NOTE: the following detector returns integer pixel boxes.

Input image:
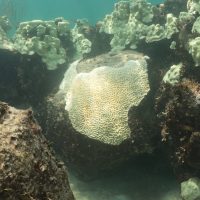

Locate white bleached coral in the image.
[64,57,149,145]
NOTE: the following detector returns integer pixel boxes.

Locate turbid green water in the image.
[0,0,164,25]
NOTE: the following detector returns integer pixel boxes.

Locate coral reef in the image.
[0,102,74,200]
[0,15,11,32]
[168,1,200,68]
[0,17,73,106]
[2,0,200,197]
[145,13,178,43]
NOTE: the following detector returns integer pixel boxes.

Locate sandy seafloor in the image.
[68,156,181,200]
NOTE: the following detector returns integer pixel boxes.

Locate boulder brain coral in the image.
[64,57,150,145]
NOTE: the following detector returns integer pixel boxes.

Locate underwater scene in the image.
[1,0,200,199]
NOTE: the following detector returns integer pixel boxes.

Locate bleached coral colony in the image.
[63,58,149,145]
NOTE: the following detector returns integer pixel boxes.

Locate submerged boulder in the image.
[156,79,200,181]
[0,102,74,200]
[45,50,158,176]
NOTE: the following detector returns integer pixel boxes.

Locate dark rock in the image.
[0,48,67,107]
[155,79,200,182]
[0,101,74,200]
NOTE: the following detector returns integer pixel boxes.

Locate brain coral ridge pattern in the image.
[65,59,150,145]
